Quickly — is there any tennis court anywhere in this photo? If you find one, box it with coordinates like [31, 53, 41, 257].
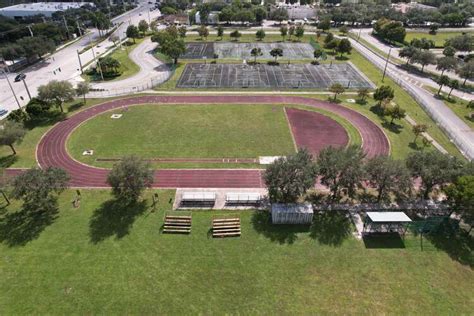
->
[177, 63, 375, 89]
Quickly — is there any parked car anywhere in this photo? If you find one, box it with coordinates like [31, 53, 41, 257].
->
[0, 109, 9, 116]
[14, 73, 26, 82]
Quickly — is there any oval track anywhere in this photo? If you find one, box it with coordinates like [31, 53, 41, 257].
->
[37, 95, 390, 188]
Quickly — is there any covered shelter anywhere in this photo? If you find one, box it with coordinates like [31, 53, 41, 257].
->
[271, 203, 313, 225]
[363, 212, 412, 235]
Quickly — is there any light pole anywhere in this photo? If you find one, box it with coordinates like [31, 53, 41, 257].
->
[77, 49, 83, 73]
[0, 68, 22, 110]
[87, 31, 104, 81]
[21, 78, 31, 100]
[382, 46, 392, 83]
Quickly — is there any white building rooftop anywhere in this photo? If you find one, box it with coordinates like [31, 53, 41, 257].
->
[366, 212, 412, 223]
[0, 2, 94, 18]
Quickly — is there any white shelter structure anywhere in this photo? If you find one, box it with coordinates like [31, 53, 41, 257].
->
[0, 2, 94, 19]
[363, 212, 412, 235]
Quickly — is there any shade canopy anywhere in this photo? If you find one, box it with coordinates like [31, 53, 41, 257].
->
[366, 212, 412, 223]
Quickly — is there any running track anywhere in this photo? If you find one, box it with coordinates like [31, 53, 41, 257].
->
[34, 95, 389, 188]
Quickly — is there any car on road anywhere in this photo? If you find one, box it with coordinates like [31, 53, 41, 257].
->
[0, 109, 9, 116]
[14, 73, 26, 82]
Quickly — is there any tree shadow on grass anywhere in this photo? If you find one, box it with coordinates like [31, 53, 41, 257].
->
[251, 210, 309, 245]
[89, 199, 148, 244]
[309, 211, 352, 246]
[381, 121, 403, 134]
[426, 219, 473, 267]
[67, 101, 86, 113]
[0, 154, 18, 168]
[362, 233, 406, 249]
[0, 204, 58, 247]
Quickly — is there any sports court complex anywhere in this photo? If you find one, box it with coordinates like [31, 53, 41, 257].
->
[182, 42, 316, 59]
[177, 63, 374, 89]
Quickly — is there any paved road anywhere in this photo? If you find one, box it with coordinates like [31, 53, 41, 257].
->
[0, 0, 161, 115]
[83, 38, 171, 97]
[349, 36, 474, 159]
[31, 95, 389, 188]
[355, 28, 473, 100]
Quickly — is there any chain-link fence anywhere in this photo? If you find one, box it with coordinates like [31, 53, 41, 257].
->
[86, 77, 166, 98]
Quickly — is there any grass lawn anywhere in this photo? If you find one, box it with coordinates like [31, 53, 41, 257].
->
[83, 38, 142, 82]
[0, 99, 110, 169]
[404, 31, 473, 48]
[67, 103, 360, 169]
[0, 189, 473, 314]
[346, 50, 464, 159]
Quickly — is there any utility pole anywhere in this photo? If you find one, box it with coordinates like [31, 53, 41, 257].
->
[0, 68, 22, 110]
[86, 32, 104, 81]
[382, 46, 392, 83]
[21, 78, 31, 100]
[63, 15, 71, 40]
[27, 25, 34, 37]
[77, 50, 83, 73]
[76, 20, 83, 37]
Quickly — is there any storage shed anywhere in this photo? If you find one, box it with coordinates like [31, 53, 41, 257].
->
[271, 203, 314, 224]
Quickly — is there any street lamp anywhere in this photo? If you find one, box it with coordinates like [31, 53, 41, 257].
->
[0, 68, 22, 110]
[382, 46, 392, 83]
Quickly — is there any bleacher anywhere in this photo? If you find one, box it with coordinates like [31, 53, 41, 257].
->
[180, 192, 216, 207]
[225, 192, 262, 206]
[212, 217, 241, 238]
[162, 214, 192, 234]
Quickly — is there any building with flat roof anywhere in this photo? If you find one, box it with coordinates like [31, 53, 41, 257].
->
[0, 2, 94, 19]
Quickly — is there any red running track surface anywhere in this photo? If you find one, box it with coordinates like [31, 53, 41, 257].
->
[32, 95, 389, 188]
[285, 108, 349, 155]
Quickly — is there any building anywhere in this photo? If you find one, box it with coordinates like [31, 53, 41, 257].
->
[392, 2, 437, 14]
[0, 2, 94, 20]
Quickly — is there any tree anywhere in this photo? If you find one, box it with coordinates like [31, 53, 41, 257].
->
[366, 156, 412, 203]
[256, 29, 265, 41]
[107, 156, 154, 203]
[269, 48, 283, 62]
[269, 8, 288, 23]
[318, 19, 331, 32]
[25, 97, 50, 119]
[445, 34, 473, 53]
[37, 80, 75, 113]
[456, 60, 474, 85]
[317, 145, 366, 200]
[264, 149, 318, 203]
[412, 123, 428, 142]
[336, 38, 352, 57]
[373, 85, 394, 105]
[325, 39, 339, 54]
[160, 38, 186, 64]
[357, 87, 370, 103]
[17, 36, 55, 61]
[445, 175, 474, 232]
[109, 34, 120, 46]
[384, 105, 406, 124]
[295, 25, 304, 41]
[373, 18, 406, 43]
[410, 38, 435, 50]
[0, 44, 24, 63]
[443, 46, 456, 57]
[411, 50, 436, 72]
[138, 20, 149, 36]
[436, 56, 458, 76]
[339, 25, 348, 35]
[406, 151, 464, 199]
[329, 83, 345, 101]
[447, 79, 459, 99]
[217, 25, 224, 39]
[11, 167, 69, 213]
[313, 48, 323, 63]
[279, 26, 288, 41]
[0, 120, 26, 155]
[126, 25, 139, 43]
[288, 25, 295, 41]
[230, 30, 241, 42]
[429, 23, 439, 35]
[399, 46, 417, 65]
[324, 32, 334, 46]
[178, 26, 187, 38]
[92, 11, 112, 37]
[250, 47, 263, 63]
[76, 82, 90, 104]
[437, 75, 450, 95]
[197, 25, 209, 40]
[98, 56, 121, 75]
